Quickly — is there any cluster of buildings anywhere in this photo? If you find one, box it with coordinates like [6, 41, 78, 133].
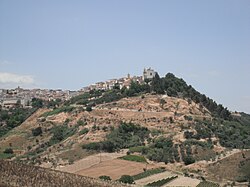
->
[0, 87, 79, 109]
[0, 68, 156, 109]
[82, 68, 156, 91]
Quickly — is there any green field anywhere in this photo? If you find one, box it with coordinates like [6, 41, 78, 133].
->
[133, 168, 166, 180]
[119, 154, 147, 163]
[146, 176, 178, 187]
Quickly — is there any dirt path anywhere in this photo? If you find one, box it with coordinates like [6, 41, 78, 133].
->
[135, 171, 176, 186]
[163, 176, 200, 187]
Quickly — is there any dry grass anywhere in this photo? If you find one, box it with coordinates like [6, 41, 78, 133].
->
[206, 150, 250, 182]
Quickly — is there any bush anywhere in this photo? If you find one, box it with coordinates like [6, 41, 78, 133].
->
[48, 124, 77, 146]
[77, 119, 85, 126]
[235, 175, 248, 183]
[119, 175, 134, 184]
[99, 175, 111, 181]
[82, 142, 101, 150]
[79, 128, 89, 135]
[32, 127, 42, 136]
[183, 155, 195, 165]
[86, 106, 92, 112]
[4, 148, 14, 154]
[42, 106, 74, 117]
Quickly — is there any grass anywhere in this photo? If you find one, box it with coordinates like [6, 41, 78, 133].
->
[0, 153, 15, 159]
[42, 106, 74, 117]
[119, 154, 147, 163]
[79, 128, 89, 135]
[133, 168, 166, 180]
[145, 176, 178, 187]
[129, 146, 146, 153]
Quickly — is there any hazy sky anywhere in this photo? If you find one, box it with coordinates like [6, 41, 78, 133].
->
[0, 0, 250, 113]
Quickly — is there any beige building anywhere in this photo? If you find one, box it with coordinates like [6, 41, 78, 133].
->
[143, 68, 156, 80]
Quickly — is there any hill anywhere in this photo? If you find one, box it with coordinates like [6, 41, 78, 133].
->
[0, 72, 250, 186]
[0, 159, 125, 187]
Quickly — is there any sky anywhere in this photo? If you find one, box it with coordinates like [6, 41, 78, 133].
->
[0, 0, 250, 113]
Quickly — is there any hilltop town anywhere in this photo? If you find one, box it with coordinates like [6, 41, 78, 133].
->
[0, 68, 156, 109]
[0, 68, 250, 187]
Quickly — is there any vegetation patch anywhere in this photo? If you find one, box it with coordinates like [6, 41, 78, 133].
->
[146, 176, 178, 187]
[0, 107, 36, 137]
[0, 152, 15, 159]
[119, 175, 134, 184]
[83, 122, 150, 152]
[119, 155, 147, 163]
[132, 168, 166, 180]
[79, 128, 89, 135]
[99, 175, 111, 181]
[144, 137, 179, 164]
[129, 146, 146, 153]
[49, 124, 78, 145]
[42, 106, 74, 117]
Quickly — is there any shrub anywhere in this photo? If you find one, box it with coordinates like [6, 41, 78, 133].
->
[119, 175, 134, 184]
[32, 127, 42, 136]
[48, 124, 77, 145]
[79, 128, 89, 135]
[42, 106, 74, 117]
[82, 142, 101, 150]
[4, 148, 14, 154]
[77, 119, 85, 126]
[183, 155, 195, 165]
[235, 175, 248, 183]
[86, 106, 92, 112]
[99, 175, 111, 181]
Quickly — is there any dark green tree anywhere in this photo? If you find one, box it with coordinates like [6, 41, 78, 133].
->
[151, 73, 164, 94]
[119, 175, 134, 184]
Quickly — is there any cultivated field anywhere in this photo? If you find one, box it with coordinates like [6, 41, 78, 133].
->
[135, 171, 176, 186]
[163, 176, 200, 187]
[76, 159, 157, 180]
[57, 151, 127, 173]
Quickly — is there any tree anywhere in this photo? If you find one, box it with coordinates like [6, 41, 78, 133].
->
[99, 175, 111, 181]
[183, 155, 195, 165]
[4, 148, 14, 154]
[31, 98, 44, 108]
[32, 127, 42, 136]
[151, 73, 164, 94]
[113, 83, 120, 90]
[86, 106, 92, 112]
[119, 175, 134, 184]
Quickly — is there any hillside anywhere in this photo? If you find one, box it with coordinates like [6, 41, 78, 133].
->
[0, 159, 125, 187]
[0, 72, 250, 186]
